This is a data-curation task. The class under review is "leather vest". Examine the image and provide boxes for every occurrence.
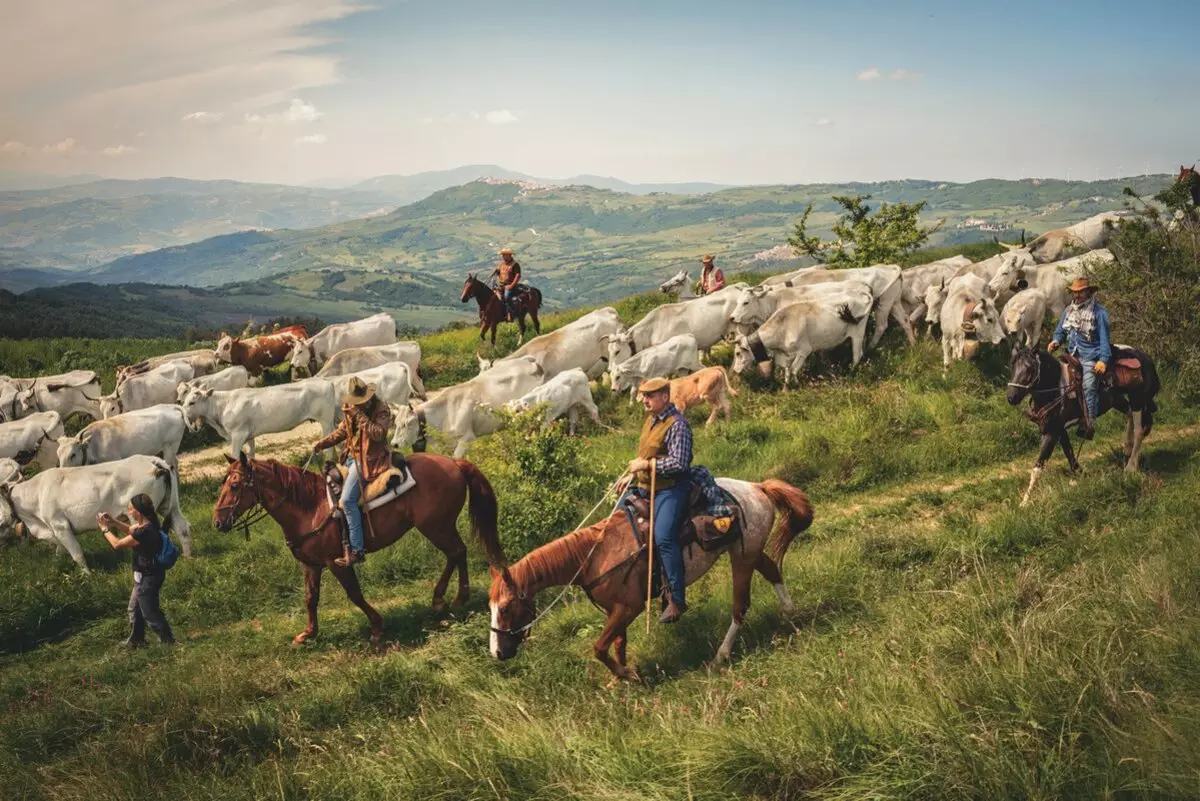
[635,413,679,490]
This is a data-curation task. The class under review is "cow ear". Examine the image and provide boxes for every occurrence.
[224,454,236,464]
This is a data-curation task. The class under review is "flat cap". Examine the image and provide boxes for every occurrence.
[638,377,671,394]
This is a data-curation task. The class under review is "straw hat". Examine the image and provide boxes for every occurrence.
[343,376,376,406]
[499,247,514,256]
[700,254,714,265]
[638,377,671,394]
[1068,277,1094,293]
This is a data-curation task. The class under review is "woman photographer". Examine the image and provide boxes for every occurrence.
[99,494,176,648]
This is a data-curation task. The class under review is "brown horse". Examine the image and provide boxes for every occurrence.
[213,451,507,643]
[488,478,813,681]
[1179,164,1199,206]
[460,274,542,347]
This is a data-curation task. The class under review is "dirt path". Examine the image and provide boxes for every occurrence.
[178,422,323,481]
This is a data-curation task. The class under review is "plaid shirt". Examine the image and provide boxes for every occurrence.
[653,405,693,477]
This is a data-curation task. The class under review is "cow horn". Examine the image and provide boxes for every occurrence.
[1020,229,1027,247]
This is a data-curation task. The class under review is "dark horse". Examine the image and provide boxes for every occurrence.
[460,274,542,347]
[1179,165,1200,206]
[1006,346,1160,506]
[214,452,507,643]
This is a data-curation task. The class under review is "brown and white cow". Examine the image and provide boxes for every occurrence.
[216,329,307,377]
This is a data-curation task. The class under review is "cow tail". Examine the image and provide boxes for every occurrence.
[758,479,814,568]
[720,366,740,397]
[155,458,192,556]
[838,303,865,325]
[455,459,506,569]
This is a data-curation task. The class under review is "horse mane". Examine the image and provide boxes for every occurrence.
[511,519,608,588]
[256,458,325,506]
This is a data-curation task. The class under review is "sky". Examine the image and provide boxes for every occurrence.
[2,0,1198,186]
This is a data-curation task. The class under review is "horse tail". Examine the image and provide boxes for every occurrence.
[455,459,507,568]
[1137,350,1160,433]
[757,479,814,567]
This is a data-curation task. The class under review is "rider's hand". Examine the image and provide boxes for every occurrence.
[1094,361,1107,375]
[627,457,649,474]
[1047,341,1059,353]
[311,443,323,455]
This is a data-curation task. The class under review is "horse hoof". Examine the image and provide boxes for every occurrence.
[1124,464,1140,474]
[715,649,732,664]
[293,631,315,645]
[431,598,446,613]
[369,629,384,642]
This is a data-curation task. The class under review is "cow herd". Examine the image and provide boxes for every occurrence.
[0,210,1122,571]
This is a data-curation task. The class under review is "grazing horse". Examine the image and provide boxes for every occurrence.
[1006,346,1160,507]
[1179,165,1200,206]
[213,452,507,643]
[488,478,813,681]
[460,274,542,347]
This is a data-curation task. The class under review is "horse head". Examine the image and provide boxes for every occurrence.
[1006,346,1043,406]
[488,566,534,660]
[460,274,478,304]
[213,452,258,532]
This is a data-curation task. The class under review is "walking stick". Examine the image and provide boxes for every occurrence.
[645,458,656,634]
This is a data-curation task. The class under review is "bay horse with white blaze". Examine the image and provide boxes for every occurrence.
[488,478,813,681]
[461,274,542,346]
[214,451,507,643]
[1007,346,1159,507]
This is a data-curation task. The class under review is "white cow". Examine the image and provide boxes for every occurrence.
[603,285,748,368]
[175,365,257,403]
[0,458,20,485]
[1,371,102,422]
[100,361,194,418]
[477,307,623,380]
[314,341,425,397]
[181,381,338,458]
[0,411,64,469]
[289,312,397,378]
[900,255,973,326]
[504,368,601,435]
[1003,211,1124,263]
[320,362,418,411]
[729,280,875,336]
[1013,249,1115,318]
[770,264,914,347]
[761,266,826,286]
[0,455,191,572]
[939,280,1005,369]
[391,357,545,458]
[57,404,188,468]
[117,350,218,387]
[732,295,873,387]
[1001,288,1049,349]
[609,334,705,398]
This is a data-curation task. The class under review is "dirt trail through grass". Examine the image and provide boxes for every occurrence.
[178,421,323,480]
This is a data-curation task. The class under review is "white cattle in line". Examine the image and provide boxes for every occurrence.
[938,279,1005,369]
[181,381,338,458]
[175,365,258,403]
[659,270,698,300]
[609,334,705,399]
[900,255,973,326]
[391,356,545,458]
[100,361,194,418]
[57,404,188,468]
[1002,211,1124,264]
[1013,249,1115,318]
[118,349,219,387]
[0,411,64,469]
[761,266,826,286]
[504,368,601,435]
[0,458,20,485]
[771,264,914,347]
[314,341,425,397]
[1,371,102,422]
[732,295,874,387]
[729,280,874,336]
[0,455,191,572]
[1001,288,1049,349]
[922,251,1034,331]
[477,307,623,380]
[319,361,418,411]
[289,312,397,379]
[603,285,748,368]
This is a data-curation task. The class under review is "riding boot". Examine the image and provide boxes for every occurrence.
[658,597,688,624]
[334,544,364,568]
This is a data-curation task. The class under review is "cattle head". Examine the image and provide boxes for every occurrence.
[488,566,535,660]
[180,386,214,429]
[389,403,424,452]
[213,452,257,533]
[963,297,1004,358]
[924,279,948,324]
[730,286,771,332]
[476,354,495,374]
[602,329,635,368]
[99,393,122,420]
[289,341,317,379]
[731,335,771,376]
[608,362,641,397]
[215,333,235,363]
[986,252,1028,297]
[56,435,87,468]
[658,270,689,294]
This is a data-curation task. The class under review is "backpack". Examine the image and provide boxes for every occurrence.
[155,529,180,570]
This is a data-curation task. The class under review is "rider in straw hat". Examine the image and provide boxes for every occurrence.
[698,255,725,296]
[617,376,694,623]
[311,376,393,566]
[1049,277,1111,440]
[487,247,522,322]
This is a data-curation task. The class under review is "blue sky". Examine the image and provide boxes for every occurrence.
[1,0,1197,185]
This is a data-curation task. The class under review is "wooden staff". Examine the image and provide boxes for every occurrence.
[645,458,656,634]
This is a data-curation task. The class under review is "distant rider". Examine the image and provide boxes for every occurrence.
[699,254,725,295]
[1048,277,1111,440]
[618,377,694,623]
[488,247,522,321]
[311,377,393,566]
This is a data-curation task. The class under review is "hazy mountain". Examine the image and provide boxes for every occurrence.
[0,170,106,191]
[559,174,731,195]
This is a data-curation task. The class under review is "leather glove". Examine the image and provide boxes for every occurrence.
[1094,361,1107,375]
[1047,341,1059,353]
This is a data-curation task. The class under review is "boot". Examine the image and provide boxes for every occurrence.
[334,544,365,568]
[119,638,146,650]
[1079,422,1095,441]
[659,597,688,624]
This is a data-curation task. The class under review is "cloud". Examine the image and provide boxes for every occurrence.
[295,133,327,144]
[418,116,434,125]
[1,140,32,153]
[42,137,76,153]
[182,110,224,123]
[484,109,518,125]
[102,144,139,156]
[856,67,881,81]
[284,98,321,123]
[890,69,922,81]
[816,118,834,126]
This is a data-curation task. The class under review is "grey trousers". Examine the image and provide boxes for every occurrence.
[129,570,174,643]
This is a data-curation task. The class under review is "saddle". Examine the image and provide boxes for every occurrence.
[619,484,744,555]
[325,453,417,512]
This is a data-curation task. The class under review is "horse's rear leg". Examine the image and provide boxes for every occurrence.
[1126,409,1145,472]
[516,316,527,345]
[294,564,322,644]
[329,564,384,641]
[594,606,640,681]
[423,524,470,609]
[755,553,794,615]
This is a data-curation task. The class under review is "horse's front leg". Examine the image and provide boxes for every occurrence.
[716,558,755,663]
[594,606,640,681]
[1126,409,1145,472]
[516,315,526,345]
[294,563,323,644]
[1060,430,1080,472]
[329,563,384,641]
[1021,431,1058,507]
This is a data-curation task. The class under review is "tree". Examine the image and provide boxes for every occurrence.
[788,194,942,268]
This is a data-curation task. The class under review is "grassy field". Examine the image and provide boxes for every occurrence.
[2,285,1199,800]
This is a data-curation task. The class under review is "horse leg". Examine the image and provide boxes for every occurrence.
[755,553,794,615]
[593,606,640,681]
[424,522,469,609]
[516,315,526,345]
[294,564,322,644]
[1126,409,1145,472]
[1059,430,1080,473]
[1021,432,1058,507]
[1124,413,1135,460]
[328,563,384,641]
[716,558,756,663]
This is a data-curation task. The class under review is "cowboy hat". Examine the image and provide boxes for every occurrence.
[343,376,376,406]
[499,247,514,256]
[700,254,714,264]
[1068,278,1094,293]
[637,377,671,395]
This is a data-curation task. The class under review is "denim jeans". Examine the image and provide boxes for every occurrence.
[341,457,365,554]
[129,570,173,643]
[622,480,691,606]
[1080,359,1099,423]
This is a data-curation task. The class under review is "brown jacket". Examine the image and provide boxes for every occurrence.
[314,398,393,483]
[493,259,521,288]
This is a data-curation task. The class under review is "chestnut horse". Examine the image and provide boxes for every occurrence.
[214,451,507,643]
[488,478,813,681]
[460,274,542,346]
[1179,164,1200,206]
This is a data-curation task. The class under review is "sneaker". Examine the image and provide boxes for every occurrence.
[119,639,146,650]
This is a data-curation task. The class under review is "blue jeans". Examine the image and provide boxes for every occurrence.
[341,457,365,554]
[622,480,691,606]
[1080,359,1099,423]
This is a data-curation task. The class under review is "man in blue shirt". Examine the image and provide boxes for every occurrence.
[1049,278,1112,440]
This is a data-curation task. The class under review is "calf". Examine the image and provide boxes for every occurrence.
[0,411,64,468]
[732,294,873,387]
[669,366,739,427]
[609,334,704,399]
[57,404,188,468]
[181,381,338,458]
[504,368,601,435]
[0,455,191,572]
[1001,288,1049,349]
[101,361,193,418]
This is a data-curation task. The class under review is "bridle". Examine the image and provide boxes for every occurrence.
[214,463,277,540]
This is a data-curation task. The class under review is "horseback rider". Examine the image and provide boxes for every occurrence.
[617,377,693,624]
[1048,277,1111,440]
[699,255,725,295]
[488,247,522,322]
[311,377,392,567]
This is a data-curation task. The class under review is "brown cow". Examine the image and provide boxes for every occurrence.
[217,327,307,377]
[669,365,738,427]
